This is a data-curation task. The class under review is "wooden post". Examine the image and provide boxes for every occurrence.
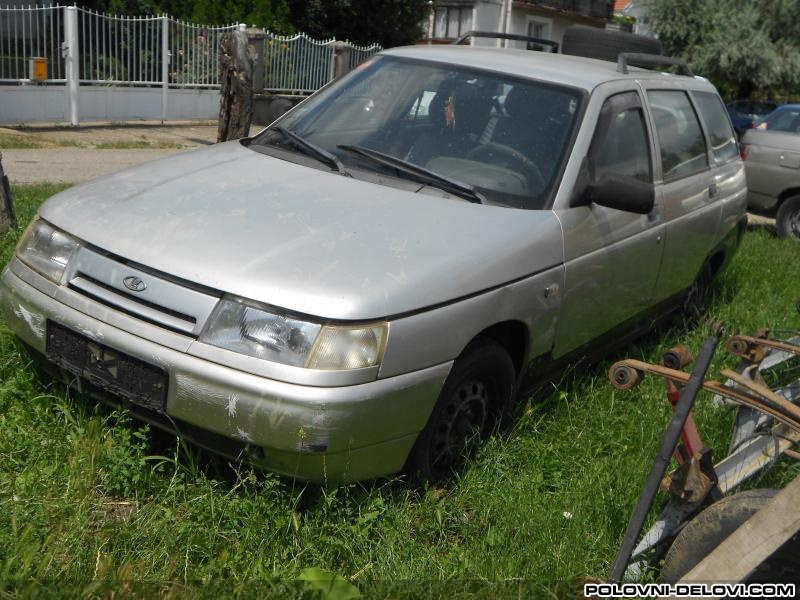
[0,152,17,234]
[217,28,254,143]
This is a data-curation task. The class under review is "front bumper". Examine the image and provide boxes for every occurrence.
[0,261,451,482]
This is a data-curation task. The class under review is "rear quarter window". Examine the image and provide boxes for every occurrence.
[693,91,738,164]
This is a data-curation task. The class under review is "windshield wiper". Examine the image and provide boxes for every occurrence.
[337,144,485,204]
[264,126,350,176]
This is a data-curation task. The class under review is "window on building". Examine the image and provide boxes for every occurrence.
[432,6,473,40]
[526,17,552,50]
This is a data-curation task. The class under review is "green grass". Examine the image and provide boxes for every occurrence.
[1,184,799,598]
[0,134,42,150]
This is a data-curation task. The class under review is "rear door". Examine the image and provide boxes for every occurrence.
[642,85,721,300]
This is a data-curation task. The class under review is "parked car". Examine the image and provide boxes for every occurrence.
[0,38,747,483]
[726,99,778,137]
[752,103,800,133]
[741,110,800,239]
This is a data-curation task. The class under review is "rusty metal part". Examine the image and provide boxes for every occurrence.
[609,363,641,390]
[662,345,693,370]
[726,334,800,363]
[611,359,800,432]
[722,368,797,407]
[608,336,718,584]
[664,449,717,503]
[786,449,800,461]
[627,423,800,580]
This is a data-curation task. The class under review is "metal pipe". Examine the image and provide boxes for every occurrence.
[161,15,168,122]
[64,5,79,126]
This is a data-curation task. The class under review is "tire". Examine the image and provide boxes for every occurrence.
[682,262,712,323]
[561,25,663,63]
[662,489,800,583]
[404,338,516,483]
[776,194,800,240]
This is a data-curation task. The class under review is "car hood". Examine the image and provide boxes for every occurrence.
[40,142,564,320]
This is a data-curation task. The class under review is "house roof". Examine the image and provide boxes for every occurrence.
[614,0,631,12]
[383,44,710,92]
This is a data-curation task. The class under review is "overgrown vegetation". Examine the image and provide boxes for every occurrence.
[648,0,800,100]
[1,185,798,597]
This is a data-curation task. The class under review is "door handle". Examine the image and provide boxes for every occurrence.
[708,183,718,199]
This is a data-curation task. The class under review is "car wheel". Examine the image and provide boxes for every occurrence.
[775,195,800,240]
[661,489,800,583]
[682,263,712,323]
[404,338,515,483]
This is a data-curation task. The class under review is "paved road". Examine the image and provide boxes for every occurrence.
[2,148,188,184]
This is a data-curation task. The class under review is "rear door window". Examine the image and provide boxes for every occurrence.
[693,91,738,164]
[647,90,709,181]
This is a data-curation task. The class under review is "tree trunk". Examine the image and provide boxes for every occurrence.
[217,30,254,143]
[0,152,16,234]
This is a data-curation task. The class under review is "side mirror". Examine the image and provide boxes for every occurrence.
[588,174,654,215]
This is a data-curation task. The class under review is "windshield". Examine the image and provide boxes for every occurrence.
[251,56,583,209]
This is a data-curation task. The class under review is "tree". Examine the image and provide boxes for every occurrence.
[288,0,429,47]
[79,0,294,31]
[646,0,800,98]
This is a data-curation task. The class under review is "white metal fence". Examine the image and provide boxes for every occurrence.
[263,33,381,94]
[1,5,240,86]
[0,5,65,82]
[0,4,381,124]
[348,41,383,71]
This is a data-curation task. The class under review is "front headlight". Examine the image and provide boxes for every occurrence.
[200,297,388,371]
[16,219,82,284]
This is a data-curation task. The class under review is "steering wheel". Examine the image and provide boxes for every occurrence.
[466,142,545,190]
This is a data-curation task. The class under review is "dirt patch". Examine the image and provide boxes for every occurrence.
[0,121,229,150]
[1,122,264,184]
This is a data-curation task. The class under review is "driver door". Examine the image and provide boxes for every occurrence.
[553,87,665,357]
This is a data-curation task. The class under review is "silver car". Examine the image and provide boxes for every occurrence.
[741,104,800,239]
[0,45,747,482]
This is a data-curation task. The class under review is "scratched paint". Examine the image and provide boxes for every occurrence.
[12,303,45,340]
[226,393,239,418]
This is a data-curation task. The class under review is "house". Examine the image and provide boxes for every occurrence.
[614,0,654,37]
[420,0,614,48]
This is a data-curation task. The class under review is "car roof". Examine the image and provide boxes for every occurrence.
[382,45,714,93]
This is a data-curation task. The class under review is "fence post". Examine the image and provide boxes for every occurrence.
[161,15,169,122]
[333,42,352,79]
[63,5,80,126]
[246,28,267,93]
[328,39,338,84]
